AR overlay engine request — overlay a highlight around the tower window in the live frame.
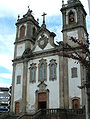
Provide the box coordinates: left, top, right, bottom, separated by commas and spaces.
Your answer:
33, 27, 36, 37
40, 63, 46, 81
69, 11, 75, 24
71, 67, 77, 78
20, 26, 25, 39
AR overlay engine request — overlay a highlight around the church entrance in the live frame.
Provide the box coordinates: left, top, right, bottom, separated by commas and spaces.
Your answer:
38, 92, 47, 109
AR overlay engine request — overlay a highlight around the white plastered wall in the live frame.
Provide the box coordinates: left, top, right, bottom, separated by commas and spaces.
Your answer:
14, 63, 23, 102
16, 43, 25, 57
68, 58, 82, 108
26, 55, 60, 112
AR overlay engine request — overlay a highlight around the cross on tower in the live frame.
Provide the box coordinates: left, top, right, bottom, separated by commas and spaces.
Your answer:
27, 5, 32, 14
42, 12, 47, 24
62, 0, 64, 6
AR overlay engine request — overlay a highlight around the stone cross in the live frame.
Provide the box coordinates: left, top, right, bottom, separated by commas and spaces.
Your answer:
62, 0, 64, 6
27, 6, 32, 14
42, 12, 47, 24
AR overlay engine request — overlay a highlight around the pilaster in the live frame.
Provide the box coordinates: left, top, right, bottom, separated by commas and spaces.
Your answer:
21, 59, 28, 112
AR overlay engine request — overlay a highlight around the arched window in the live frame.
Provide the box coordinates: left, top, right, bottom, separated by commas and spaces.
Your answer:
69, 11, 75, 24
31, 67, 35, 81
30, 63, 36, 83
51, 64, 56, 79
40, 63, 46, 81
49, 59, 57, 80
72, 98, 80, 109
38, 59, 47, 82
20, 25, 25, 39
33, 27, 36, 37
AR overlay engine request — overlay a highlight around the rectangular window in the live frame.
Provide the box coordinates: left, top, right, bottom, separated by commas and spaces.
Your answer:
16, 75, 21, 84
71, 67, 77, 78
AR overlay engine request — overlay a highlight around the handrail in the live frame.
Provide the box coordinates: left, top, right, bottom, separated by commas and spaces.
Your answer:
30, 109, 42, 119
17, 108, 85, 119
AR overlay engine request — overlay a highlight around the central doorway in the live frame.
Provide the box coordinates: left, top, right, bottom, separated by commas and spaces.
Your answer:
38, 101, 46, 109
38, 92, 47, 109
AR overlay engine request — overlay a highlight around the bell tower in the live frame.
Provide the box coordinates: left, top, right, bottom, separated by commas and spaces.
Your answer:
14, 7, 40, 59
61, 0, 88, 45
60, 0, 88, 109
11, 7, 40, 113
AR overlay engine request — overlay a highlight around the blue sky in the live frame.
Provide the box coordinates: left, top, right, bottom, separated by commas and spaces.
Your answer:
0, 0, 89, 87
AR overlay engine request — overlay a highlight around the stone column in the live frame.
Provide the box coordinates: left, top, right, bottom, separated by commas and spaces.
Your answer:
10, 63, 16, 112
21, 59, 28, 112
59, 56, 64, 108
63, 57, 69, 108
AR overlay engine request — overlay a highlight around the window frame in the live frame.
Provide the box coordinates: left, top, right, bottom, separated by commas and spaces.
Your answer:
38, 59, 47, 82
16, 75, 21, 84
72, 97, 80, 109
49, 59, 57, 81
71, 67, 78, 78
29, 63, 36, 83
20, 25, 25, 39
68, 10, 75, 24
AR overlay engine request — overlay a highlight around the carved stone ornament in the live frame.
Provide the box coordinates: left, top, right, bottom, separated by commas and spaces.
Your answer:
38, 81, 47, 91
22, 48, 32, 58
38, 34, 48, 49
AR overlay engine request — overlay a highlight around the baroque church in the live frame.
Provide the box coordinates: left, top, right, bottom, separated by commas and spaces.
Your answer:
11, 0, 88, 114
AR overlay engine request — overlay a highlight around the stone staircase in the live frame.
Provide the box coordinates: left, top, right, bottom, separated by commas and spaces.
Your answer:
0, 109, 85, 119
17, 108, 86, 119
0, 112, 19, 119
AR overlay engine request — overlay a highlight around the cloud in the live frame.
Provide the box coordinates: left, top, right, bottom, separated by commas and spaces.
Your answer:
0, 54, 13, 72
0, 0, 62, 19
0, 83, 11, 88
0, 73, 12, 79
0, 0, 88, 19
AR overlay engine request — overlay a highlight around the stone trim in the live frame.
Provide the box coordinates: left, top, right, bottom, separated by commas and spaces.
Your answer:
35, 82, 49, 110
49, 59, 57, 81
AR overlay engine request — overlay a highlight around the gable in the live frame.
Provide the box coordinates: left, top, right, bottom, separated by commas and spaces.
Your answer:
33, 30, 56, 53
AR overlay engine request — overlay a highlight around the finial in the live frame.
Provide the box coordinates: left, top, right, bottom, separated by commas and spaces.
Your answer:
62, 0, 64, 6
37, 18, 39, 23
28, 6, 30, 10
27, 5, 32, 15
18, 14, 20, 20
42, 12, 47, 24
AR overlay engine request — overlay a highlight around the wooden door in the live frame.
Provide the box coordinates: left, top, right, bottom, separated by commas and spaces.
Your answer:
72, 99, 79, 109
38, 92, 46, 102
38, 93, 47, 109
15, 102, 19, 114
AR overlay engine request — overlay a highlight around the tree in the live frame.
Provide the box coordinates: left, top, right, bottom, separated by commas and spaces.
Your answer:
57, 37, 90, 119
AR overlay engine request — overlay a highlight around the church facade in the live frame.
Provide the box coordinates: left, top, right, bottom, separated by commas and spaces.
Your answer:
11, 0, 88, 114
